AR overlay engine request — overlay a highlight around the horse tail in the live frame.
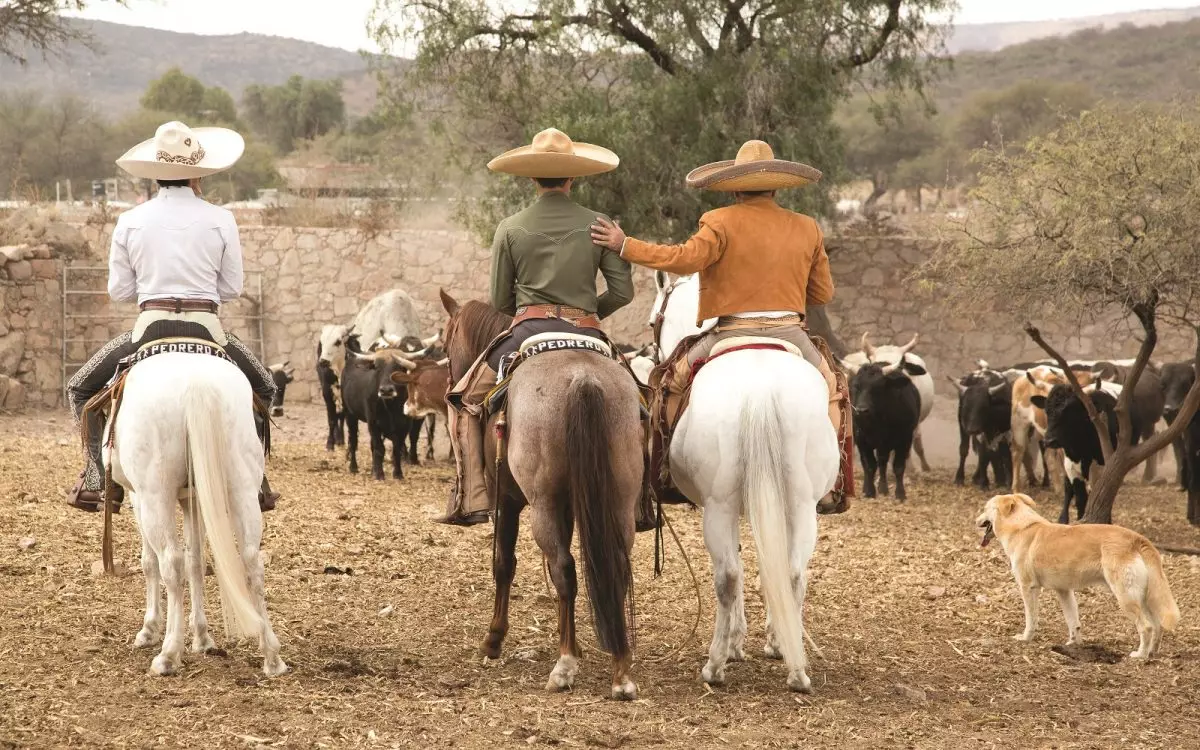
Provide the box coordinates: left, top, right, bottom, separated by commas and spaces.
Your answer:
566, 372, 633, 655
184, 381, 262, 640
740, 389, 807, 679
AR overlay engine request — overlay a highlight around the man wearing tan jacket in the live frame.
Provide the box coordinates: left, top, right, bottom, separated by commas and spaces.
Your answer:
590, 139, 852, 511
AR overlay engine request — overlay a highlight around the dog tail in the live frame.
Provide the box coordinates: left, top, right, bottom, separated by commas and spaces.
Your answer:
1140, 541, 1180, 631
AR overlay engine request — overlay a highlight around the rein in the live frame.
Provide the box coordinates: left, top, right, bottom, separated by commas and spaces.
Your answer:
650, 277, 686, 360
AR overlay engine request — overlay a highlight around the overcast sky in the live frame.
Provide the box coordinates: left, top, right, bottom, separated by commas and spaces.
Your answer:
69, 0, 1200, 53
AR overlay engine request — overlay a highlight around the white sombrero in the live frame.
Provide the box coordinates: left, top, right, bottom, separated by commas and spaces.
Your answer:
116, 121, 245, 180
686, 140, 821, 192
488, 128, 618, 179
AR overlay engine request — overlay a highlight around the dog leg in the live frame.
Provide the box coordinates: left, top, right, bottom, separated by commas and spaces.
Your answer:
1014, 582, 1040, 642
1056, 589, 1082, 645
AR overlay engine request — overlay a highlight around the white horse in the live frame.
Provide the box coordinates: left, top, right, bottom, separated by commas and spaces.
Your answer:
105, 352, 287, 678
650, 272, 839, 692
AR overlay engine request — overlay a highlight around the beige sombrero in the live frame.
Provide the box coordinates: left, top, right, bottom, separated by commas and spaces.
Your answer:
116, 120, 245, 180
686, 140, 821, 192
488, 128, 618, 179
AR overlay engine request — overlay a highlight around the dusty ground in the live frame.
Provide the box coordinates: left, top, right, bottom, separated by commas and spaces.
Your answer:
2, 403, 1198, 749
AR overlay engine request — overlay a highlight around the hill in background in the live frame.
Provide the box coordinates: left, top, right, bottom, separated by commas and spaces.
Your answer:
944, 5, 1200, 52
0, 19, 374, 115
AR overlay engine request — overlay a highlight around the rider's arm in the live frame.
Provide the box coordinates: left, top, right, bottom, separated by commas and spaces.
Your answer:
107, 221, 137, 302
596, 243, 634, 320
806, 225, 835, 306
489, 222, 517, 315
215, 214, 244, 302
619, 216, 724, 274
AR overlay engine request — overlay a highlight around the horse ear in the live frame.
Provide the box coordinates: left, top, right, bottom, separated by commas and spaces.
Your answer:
440, 288, 460, 316
654, 270, 669, 292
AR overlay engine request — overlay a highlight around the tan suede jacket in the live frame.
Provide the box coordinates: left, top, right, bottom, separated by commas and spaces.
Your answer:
621, 196, 834, 323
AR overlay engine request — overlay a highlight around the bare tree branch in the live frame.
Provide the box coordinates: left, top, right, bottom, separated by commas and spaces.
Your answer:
1128, 325, 1200, 464
836, 0, 903, 71
601, 0, 678, 75
1023, 322, 1114, 460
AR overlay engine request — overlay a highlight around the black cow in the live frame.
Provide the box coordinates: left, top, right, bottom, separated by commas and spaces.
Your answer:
850, 354, 926, 501
316, 359, 345, 452
266, 362, 295, 418
340, 348, 421, 480
1090, 360, 1166, 482
1161, 362, 1198, 498
1033, 382, 1127, 524
950, 368, 1012, 490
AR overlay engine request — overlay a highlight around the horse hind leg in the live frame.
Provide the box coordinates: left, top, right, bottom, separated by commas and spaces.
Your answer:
530, 501, 580, 693
701, 502, 743, 686
182, 496, 215, 653
234, 486, 287, 677
133, 501, 164, 649
481, 493, 522, 659
138, 492, 185, 675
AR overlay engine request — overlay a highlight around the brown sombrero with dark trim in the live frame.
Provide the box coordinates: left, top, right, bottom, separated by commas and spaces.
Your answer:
686, 140, 821, 192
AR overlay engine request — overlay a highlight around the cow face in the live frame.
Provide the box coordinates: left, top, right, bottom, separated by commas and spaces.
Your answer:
350, 350, 418, 401
1031, 383, 1117, 451
954, 372, 1009, 435
392, 360, 449, 419
849, 355, 927, 416
267, 362, 295, 417
318, 324, 355, 371
1161, 362, 1196, 422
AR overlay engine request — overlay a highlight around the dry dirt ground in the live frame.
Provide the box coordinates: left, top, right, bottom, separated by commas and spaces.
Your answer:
2, 403, 1199, 749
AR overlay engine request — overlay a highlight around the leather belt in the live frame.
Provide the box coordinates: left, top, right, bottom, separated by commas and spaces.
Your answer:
513, 303, 601, 329
139, 298, 219, 314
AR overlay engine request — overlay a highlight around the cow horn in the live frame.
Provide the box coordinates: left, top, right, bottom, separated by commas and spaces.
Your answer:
989, 383, 1007, 396
421, 332, 440, 347
394, 354, 419, 371
436, 357, 450, 367
861, 332, 875, 359
410, 347, 428, 358
976, 359, 989, 370
898, 333, 919, 354
946, 375, 967, 394
881, 360, 901, 375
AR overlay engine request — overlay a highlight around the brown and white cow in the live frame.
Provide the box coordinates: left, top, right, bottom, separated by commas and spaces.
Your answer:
1007, 365, 1094, 492
391, 358, 452, 461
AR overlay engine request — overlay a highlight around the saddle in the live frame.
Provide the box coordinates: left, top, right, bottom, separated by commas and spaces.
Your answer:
648, 331, 852, 508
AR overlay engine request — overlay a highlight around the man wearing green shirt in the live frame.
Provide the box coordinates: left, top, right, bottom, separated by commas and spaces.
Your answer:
440, 128, 635, 526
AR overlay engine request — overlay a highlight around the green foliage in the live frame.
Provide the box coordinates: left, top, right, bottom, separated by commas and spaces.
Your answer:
914, 101, 1200, 325
139, 66, 238, 125
0, 90, 108, 195
838, 95, 941, 201
242, 75, 346, 153
371, 0, 952, 242
952, 79, 1095, 154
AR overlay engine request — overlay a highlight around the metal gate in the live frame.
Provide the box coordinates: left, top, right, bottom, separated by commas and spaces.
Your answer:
61, 266, 266, 401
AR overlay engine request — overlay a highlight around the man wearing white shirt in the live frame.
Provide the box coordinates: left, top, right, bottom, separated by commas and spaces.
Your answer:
65, 121, 279, 514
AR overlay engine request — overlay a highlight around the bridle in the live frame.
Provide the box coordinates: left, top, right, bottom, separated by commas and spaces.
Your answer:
650, 277, 687, 361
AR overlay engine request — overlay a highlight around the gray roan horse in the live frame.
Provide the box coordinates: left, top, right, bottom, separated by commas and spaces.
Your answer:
440, 291, 642, 699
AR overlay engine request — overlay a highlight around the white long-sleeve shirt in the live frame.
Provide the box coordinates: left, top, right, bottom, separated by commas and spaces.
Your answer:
108, 186, 243, 305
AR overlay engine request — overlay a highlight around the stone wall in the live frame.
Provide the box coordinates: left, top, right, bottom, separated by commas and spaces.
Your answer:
4, 218, 1196, 411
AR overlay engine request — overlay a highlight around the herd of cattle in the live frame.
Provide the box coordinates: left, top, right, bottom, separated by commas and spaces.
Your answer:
262, 289, 1198, 523
843, 331, 1199, 524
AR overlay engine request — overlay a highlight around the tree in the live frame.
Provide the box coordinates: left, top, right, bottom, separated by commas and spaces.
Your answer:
242, 75, 346, 153
0, 0, 122, 63
140, 67, 238, 126
0, 90, 107, 196
914, 102, 1200, 524
370, 0, 953, 244
952, 80, 1095, 161
839, 95, 941, 212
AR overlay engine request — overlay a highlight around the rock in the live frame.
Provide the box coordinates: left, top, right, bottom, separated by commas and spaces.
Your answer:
0, 333, 26, 376
91, 560, 130, 577
378, 604, 394, 617
894, 683, 928, 703
975, 594, 990, 605
1, 376, 25, 410
5, 260, 33, 281
0, 244, 28, 263
17, 536, 36, 551
924, 586, 946, 600
29, 259, 57, 279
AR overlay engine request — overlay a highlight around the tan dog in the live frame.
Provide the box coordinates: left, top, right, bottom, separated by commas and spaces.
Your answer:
976, 493, 1179, 658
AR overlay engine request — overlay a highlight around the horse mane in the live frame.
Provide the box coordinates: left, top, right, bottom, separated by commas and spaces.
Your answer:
448, 300, 512, 367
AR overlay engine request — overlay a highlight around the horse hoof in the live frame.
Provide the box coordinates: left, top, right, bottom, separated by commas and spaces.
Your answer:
480, 640, 502, 660
263, 657, 289, 678
700, 663, 725, 686
726, 645, 746, 662
150, 654, 180, 676
763, 643, 782, 661
545, 674, 574, 693
134, 629, 162, 649
190, 634, 216, 653
787, 671, 813, 694
611, 680, 638, 701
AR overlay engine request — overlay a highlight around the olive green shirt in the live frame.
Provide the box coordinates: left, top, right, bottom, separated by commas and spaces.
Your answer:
489, 192, 634, 319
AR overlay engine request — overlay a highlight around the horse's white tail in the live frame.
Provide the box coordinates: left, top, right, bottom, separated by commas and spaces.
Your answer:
740, 390, 807, 679
184, 383, 262, 640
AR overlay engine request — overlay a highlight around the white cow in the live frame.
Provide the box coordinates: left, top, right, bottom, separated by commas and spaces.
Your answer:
841, 332, 935, 472
318, 289, 425, 377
